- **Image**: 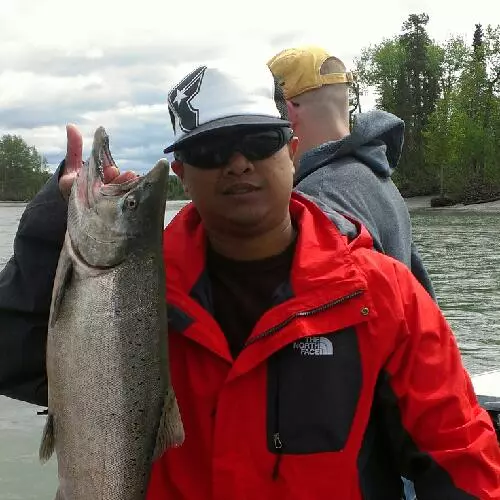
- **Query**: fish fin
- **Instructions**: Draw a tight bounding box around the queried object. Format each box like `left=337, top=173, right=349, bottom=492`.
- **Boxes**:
left=39, top=413, right=55, bottom=463
left=54, top=488, right=65, bottom=500
left=49, top=243, right=73, bottom=328
left=153, top=389, right=185, bottom=460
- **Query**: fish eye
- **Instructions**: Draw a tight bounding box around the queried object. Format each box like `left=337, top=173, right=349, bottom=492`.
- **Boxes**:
left=124, top=196, right=138, bottom=210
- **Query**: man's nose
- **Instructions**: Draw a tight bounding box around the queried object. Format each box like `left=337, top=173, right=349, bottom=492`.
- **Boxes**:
left=223, top=152, right=255, bottom=175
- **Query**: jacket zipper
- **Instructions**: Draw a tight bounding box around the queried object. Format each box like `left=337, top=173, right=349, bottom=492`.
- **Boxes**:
left=272, top=355, right=283, bottom=480
left=249, top=288, right=365, bottom=480
left=273, top=355, right=283, bottom=451
left=245, top=288, right=365, bottom=348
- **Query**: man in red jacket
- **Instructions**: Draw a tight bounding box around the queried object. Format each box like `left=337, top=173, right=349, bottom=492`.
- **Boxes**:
left=0, top=61, right=499, bottom=499
left=152, top=61, right=500, bottom=499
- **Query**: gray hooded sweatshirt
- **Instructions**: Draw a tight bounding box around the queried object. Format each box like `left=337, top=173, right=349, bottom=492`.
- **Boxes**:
left=294, top=109, right=436, bottom=300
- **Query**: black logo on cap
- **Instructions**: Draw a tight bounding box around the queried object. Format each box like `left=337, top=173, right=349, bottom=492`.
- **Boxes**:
left=168, top=66, right=207, bottom=133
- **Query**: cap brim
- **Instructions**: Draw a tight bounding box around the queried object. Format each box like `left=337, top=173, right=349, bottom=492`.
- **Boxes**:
left=163, top=114, right=291, bottom=153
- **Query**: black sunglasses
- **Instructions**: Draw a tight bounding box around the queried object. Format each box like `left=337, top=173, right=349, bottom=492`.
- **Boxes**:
left=173, top=127, right=294, bottom=169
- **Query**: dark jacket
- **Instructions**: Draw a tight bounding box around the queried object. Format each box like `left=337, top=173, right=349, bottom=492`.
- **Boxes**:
left=0, top=163, right=67, bottom=406
left=294, top=109, right=436, bottom=300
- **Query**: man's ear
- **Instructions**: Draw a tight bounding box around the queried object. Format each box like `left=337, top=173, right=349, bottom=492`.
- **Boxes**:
left=171, top=160, right=189, bottom=195
left=287, top=136, right=300, bottom=170
left=289, top=136, right=299, bottom=159
left=286, top=100, right=299, bottom=129
left=171, top=160, right=184, bottom=180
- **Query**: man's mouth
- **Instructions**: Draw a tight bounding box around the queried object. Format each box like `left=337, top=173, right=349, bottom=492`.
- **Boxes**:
left=223, top=183, right=260, bottom=195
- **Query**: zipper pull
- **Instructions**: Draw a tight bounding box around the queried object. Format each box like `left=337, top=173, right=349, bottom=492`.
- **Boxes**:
left=273, top=432, right=283, bottom=450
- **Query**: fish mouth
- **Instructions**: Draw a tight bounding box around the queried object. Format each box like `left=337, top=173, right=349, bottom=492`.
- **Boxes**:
left=95, top=129, right=114, bottom=183
left=76, top=126, right=113, bottom=208
left=76, top=126, right=169, bottom=208
left=100, top=162, right=167, bottom=197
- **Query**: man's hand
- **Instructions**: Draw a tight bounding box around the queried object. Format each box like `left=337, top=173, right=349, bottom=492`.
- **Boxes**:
left=59, top=124, right=138, bottom=201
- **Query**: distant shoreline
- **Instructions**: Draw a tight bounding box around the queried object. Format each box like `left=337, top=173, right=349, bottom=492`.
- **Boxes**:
left=3, top=197, right=500, bottom=214
left=405, top=196, right=500, bottom=214
left=165, top=200, right=191, bottom=211
left=0, top=201, right=30, bottom=206
left=0, top=200, right=192, bottom=210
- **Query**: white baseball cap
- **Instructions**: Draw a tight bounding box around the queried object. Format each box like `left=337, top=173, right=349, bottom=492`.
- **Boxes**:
left=163, top=61, right=291, bottom=153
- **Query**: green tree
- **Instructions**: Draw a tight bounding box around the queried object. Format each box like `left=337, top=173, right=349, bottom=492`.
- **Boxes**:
left=473, top=23, right=484, bottom=59
left=423, top=36, right=470, bottom=198
left=355, top=38, right=406, bottom=112
left=423, top=24, right=500, bottom=203
left=396, top=14, right=444, bottom=192
left=354, top=13, right=444, bottom=196
left=0, top=134, right=51, bottom=201
left=167, top=174, right=189, bottom=200
left=455, top=25, right=500, bottom=201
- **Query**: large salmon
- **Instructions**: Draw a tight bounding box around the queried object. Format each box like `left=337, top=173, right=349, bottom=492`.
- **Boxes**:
left=39, top=126, right=184, bottom=499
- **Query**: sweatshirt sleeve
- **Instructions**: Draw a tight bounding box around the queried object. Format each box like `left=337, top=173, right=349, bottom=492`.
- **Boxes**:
left=377, top=262, right=500, bottom=499
left=294, top=163, right=437, bottom=301
left=0, top=161, right=68, bottom=407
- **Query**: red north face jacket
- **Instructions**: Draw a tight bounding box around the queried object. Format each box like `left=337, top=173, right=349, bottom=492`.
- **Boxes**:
left=146, top=192, right=500, bottom=500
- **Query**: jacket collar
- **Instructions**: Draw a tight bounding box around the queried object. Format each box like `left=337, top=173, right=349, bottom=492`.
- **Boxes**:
left=163, top=192, right=371, bottom=302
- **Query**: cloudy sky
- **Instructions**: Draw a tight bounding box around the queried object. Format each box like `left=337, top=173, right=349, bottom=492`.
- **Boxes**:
left=1, top=0, right=499, bottom=174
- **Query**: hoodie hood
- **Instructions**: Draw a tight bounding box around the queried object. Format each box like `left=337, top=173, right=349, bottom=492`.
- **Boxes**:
left=296, top=110, right=405, bottom=183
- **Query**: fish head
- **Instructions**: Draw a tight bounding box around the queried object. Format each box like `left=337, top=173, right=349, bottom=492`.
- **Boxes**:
left=67, top=126, right=169, bottom=268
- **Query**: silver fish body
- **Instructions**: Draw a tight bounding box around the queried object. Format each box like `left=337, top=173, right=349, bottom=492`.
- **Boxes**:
left=39, top=126, right=184, bottom=500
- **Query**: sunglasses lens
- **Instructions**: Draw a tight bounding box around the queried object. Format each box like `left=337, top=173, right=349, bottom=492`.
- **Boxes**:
left=240, top=130, right=287, bottom=161
left=175, top=143, right=230, bottom=169
left=175, top=128, right=292, bottom=168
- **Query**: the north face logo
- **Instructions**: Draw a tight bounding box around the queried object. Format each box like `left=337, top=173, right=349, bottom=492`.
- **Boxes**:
left=293, top=337, right=334, bottom=356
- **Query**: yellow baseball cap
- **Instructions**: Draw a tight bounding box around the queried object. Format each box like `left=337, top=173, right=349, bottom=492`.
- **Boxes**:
left=267, top=46, right=354, bottom=100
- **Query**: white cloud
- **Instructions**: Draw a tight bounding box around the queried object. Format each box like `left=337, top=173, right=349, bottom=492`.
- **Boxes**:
left=0, top=0, right=499, bottom=173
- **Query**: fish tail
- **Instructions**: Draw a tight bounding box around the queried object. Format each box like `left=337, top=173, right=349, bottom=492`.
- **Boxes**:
left=39, top=413, right=55, bottom=463
left=54, top=487, right=65, bottom=500
left=153, top=389, right=185, bottom=460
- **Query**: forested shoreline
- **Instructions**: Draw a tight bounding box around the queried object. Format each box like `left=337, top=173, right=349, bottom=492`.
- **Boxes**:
left=354, top=14, right=500, bottom=205
left=3, top=13, right=499, bottom=204
left=0, top=134, right=189, bottom=202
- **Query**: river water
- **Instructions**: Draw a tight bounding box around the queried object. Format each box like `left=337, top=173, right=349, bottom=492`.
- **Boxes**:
left=0, top=201, right=499, bottom=499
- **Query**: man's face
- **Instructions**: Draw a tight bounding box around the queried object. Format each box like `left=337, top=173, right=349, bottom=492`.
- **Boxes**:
left=172, top=127, right=298, bottom=236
